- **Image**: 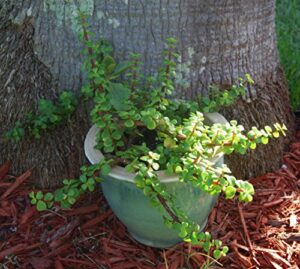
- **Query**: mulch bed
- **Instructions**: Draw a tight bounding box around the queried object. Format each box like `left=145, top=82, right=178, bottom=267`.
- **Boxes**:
left=1, top=127, right=300, bottom=268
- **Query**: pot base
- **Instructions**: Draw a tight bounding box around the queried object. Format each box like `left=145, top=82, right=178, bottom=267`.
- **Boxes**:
left=128, top=218, right=208, bottom=248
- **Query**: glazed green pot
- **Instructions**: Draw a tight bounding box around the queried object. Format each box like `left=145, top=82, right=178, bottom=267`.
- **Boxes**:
left=84, top=112, right=228, bottom=248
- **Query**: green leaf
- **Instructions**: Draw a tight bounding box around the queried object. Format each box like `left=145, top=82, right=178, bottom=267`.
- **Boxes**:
left=124, top=119, right=135, bottom=128
left=36, top=191, right=43, bottom=200
left=112, top=130, right=122, bottom=140
left=146, top=118, right=156, bottom=130
left=38, top=99, right=55, bottom=115
left=111, top=61, right=133, bottom=78
left=178, top=226, right=188, bottom=238
left=213, top=249, right=222, bottom=260
left=81, top=184, right=88, bottom=191
left=261, top=137, right=269, bottom=144
left=222, top=246, right=229, bottom=254
left=230, top=120, right=238, bottom=126
left=68, top=189, right=76, bottom=197
left=44, top=193, right=54, bottom=201
left=245, top=73, right=254, bottom=84
left=273, top=131, right=280, bottom=138
left=104, top=145, right=114, bottom=153
left=223, top=147, right=234, bottom=154
left=68, top=197, right=76, bottom=205
left=54, top=189, right=65, bottom=202
left=30, top=198, right=37, bottom=205
left=116, top=141, right=124, bottom=147
left=175, top=166, right=182, bottom=173
left=87, top=178, right=95, bottom=185
left=80, top=175, right=87, bottom=183
left=152, top=163, right=160, bottom=170
left=88, top=184, right=95, bottom=191
left=203, top=241, right=211, bottom=253
left=149, top=152, right=160, bottom=160
left=101, top=164, right=111, bottom=175
left=249, top=141, right=256, bottom=149
left=108, top=83, right=131, bottom=111
left=239, top=192, right=253, bottom=203
left=61, top=200, right=71, bottom=209
left=102, top=55, right=116, bottom=74
left=225, top=186, right=236, bottom=199
left=214, top=240, right=222, bottom=248
left=37, top=200, right=47, bottom=211
left=264, top=126, right=272, bottom=134
left=95, top=177, right=103, bottom=183
left=164, top=137, right=176, bottom=148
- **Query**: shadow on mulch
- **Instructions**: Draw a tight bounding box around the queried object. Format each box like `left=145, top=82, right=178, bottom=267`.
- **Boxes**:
left=1, top=125, right=300, bottom=268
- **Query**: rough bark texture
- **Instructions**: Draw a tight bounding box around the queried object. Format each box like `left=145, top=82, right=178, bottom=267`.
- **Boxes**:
left=0, top=0, right=294, bottom=187
left=222, top=68, right=294, bottom=179
left=0, top=2, right=89, bottom=188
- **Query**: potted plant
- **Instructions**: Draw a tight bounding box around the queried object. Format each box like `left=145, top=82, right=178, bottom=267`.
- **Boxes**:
left=6, top=17, right=287, bottom=260
left=83, top=112, right=227, bottom=249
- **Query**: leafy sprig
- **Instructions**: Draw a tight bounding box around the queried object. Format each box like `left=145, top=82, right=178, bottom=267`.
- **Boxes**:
left=197, top=74, right=253, bottom=113
left=30, top=159, right=110, bottom=210
left=5, top=91, right=78, bottom=141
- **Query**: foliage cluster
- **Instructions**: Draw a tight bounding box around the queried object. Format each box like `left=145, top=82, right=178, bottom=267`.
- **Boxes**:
left=4, top=91, right=78, bottom=142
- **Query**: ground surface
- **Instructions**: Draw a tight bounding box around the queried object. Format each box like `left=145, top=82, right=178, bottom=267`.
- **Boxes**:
left=0, top=120, right=299, bottom=269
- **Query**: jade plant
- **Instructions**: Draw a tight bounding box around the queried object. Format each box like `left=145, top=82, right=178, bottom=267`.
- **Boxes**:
left=4, top=15, right=287, bottom=260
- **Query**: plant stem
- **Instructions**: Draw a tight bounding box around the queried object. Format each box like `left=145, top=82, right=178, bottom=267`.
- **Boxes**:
left=151, top=186, right=181, bottom=224
left=80, top=17, right=104, bottom=94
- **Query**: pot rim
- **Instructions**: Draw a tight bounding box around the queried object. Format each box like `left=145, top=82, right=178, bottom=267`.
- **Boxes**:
left=84, top=112, right=228, bottom=183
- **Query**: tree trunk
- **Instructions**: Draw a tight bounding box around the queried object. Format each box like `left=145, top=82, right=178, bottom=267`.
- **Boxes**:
left=0, top=0, right=294, bottom=187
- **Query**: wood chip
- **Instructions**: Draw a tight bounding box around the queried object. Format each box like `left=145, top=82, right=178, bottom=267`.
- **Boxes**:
left=0, top=169, right=31, bottom=199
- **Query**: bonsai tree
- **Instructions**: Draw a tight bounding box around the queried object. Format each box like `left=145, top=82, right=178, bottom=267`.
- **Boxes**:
left=5, top=17, right=287, bottom=259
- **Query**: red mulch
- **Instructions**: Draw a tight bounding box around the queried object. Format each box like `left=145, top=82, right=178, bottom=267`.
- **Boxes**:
left=1, top=130, right=300, bottom=268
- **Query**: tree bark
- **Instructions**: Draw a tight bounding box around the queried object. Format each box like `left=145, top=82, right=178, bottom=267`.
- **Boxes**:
left=0, top=0, right=294, bottom=187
